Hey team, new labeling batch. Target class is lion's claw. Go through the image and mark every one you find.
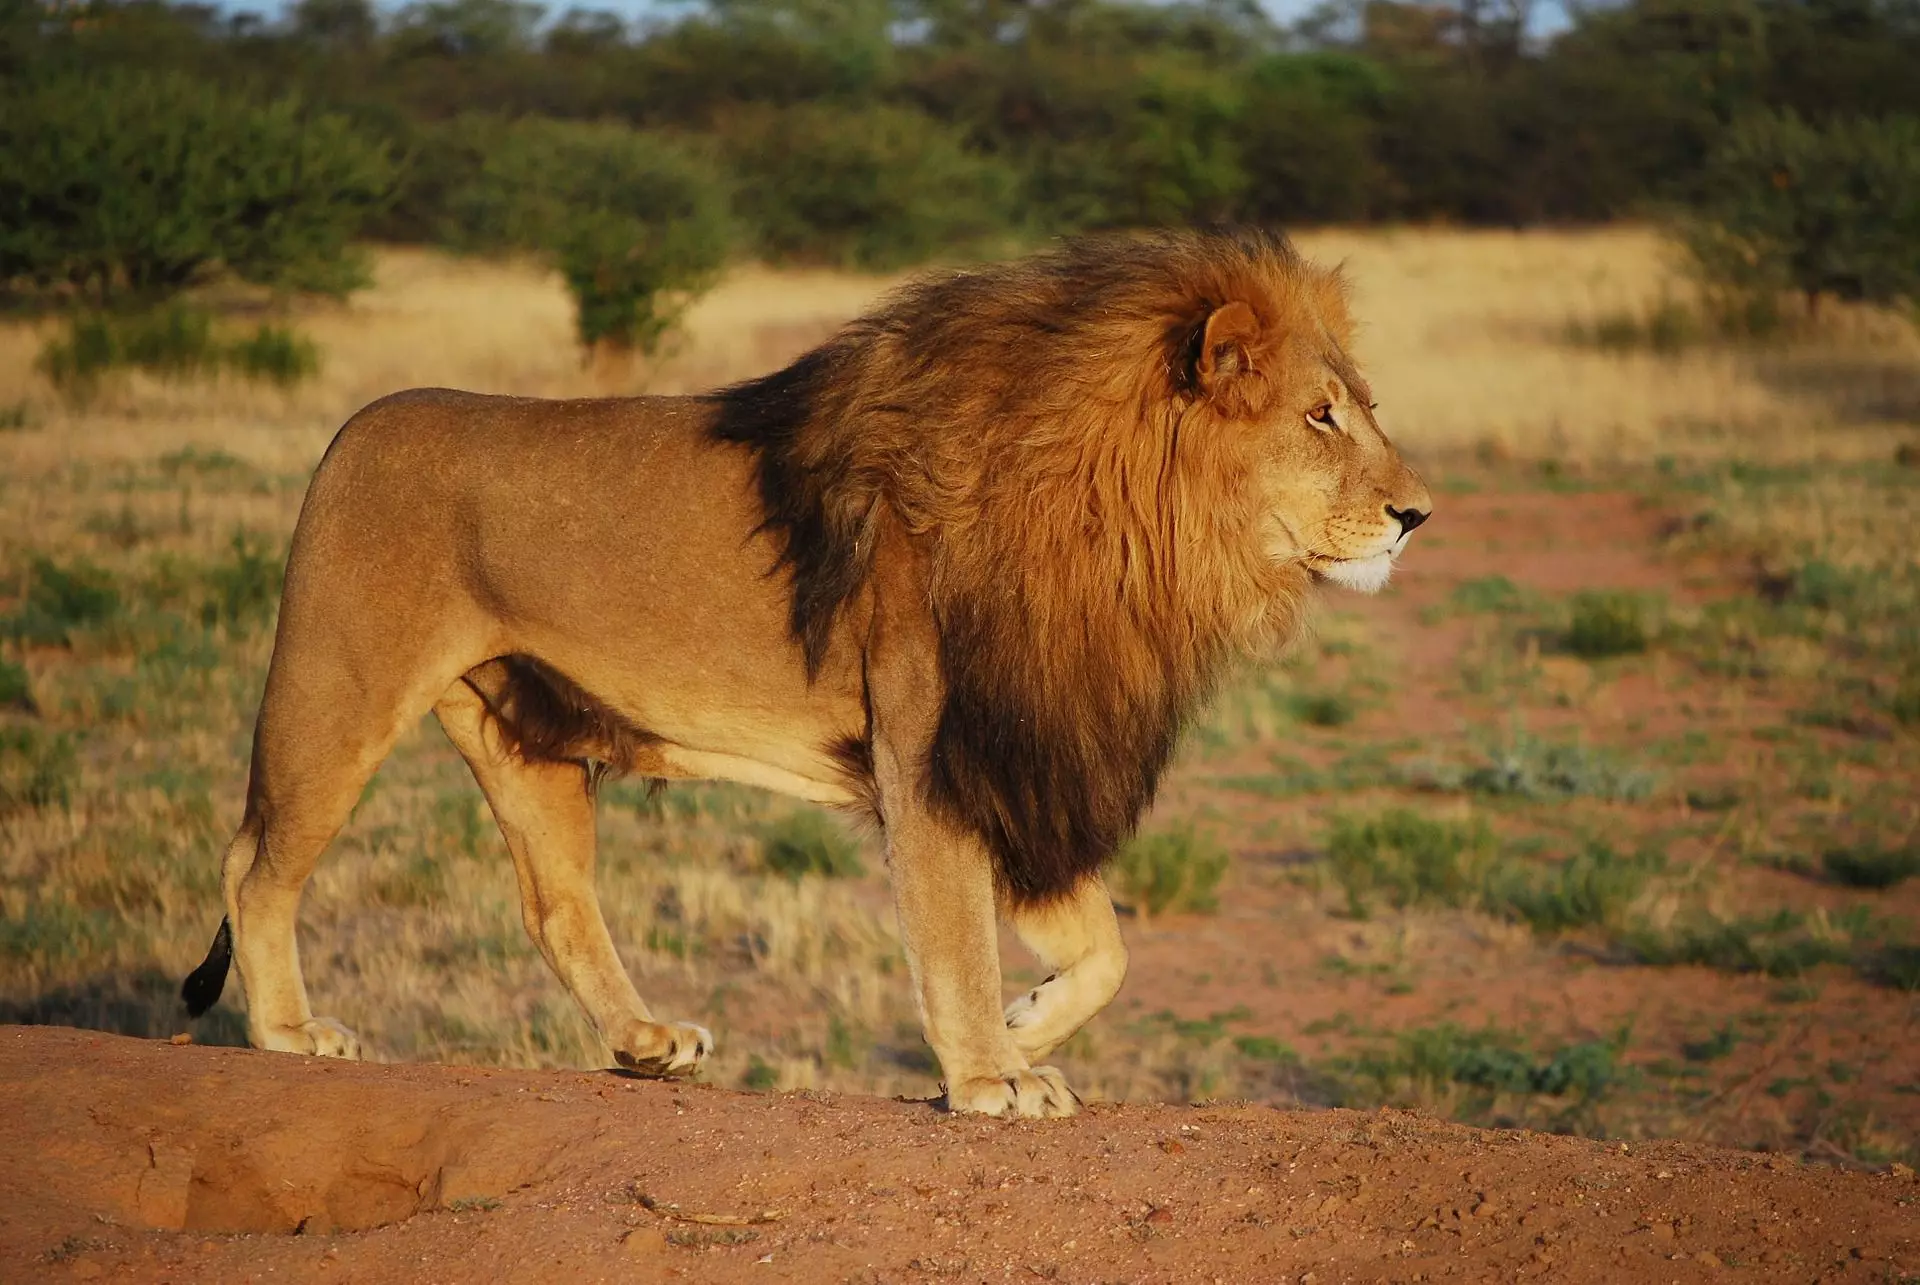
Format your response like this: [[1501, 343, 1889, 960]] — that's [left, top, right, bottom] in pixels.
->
[[944, 1066, 1080, 1118], [612, 1020, 713, 1078]]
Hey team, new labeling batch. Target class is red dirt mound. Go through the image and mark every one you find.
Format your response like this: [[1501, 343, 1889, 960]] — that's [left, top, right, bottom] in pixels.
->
[[1, 1027, 1913, 1283]]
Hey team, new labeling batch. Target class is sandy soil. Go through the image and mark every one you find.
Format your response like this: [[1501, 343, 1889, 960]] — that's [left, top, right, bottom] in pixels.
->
[[2, 1026, 1914, 1284]]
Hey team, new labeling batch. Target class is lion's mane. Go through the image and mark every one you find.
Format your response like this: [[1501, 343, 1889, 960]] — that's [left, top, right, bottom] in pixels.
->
[[712, 228, 1342, 903]]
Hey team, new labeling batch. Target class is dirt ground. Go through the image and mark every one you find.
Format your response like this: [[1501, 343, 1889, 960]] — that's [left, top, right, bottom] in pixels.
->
[[2, 1026, 1914, 1284]]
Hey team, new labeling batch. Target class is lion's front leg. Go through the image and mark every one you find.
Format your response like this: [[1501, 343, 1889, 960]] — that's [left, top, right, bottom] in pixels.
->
[[864, 513, 1079, 1119], [881, 807, 1080, 1119], [1002, 874, 1128, 1061]]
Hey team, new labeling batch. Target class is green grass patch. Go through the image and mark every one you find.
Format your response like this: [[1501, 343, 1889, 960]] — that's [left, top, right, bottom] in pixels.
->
[[0, 725, 78, 816], [1483, 841, 1660, 935], [1449, 574, 1533, 615], [0, 899, 114, 962], [1563, 591, 1651, 658], [1109, 825, 1229, 917], [757, 808, 865, 879], [1619, 906, 1870, 977], [1414, 730, 1658, 802], [1821, 843, 1919, 890], [4, 557, 122, 645], [1324, 809, 1494, 919], [0, 658, 30, 710], [1562, 297, 1702, 356], [1329, 1022, 1630, 1128], [1287, 690, 1356, 728], [38, 305, 319, 395]]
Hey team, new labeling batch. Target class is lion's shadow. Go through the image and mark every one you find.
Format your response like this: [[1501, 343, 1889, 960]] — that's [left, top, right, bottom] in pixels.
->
[[0, 966, 249, 1046]]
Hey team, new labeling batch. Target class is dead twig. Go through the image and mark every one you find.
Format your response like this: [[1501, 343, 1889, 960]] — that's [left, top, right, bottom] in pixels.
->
[[632, 1189, 786, 1226]]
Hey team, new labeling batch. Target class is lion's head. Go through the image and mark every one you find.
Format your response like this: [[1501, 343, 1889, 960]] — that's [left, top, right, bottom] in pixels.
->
[[715, 227, 1430, 902]]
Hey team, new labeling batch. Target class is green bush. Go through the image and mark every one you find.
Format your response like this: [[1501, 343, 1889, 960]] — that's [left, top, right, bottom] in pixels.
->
[[1680, 111, 1920, 319], [0, 725, 77, 817], [37, 307, 320, 394], [758, 809, 864, 879], [1453, 731, 1658, 802], [226, 324, 321, 386], [199, 532, 285, 630], [1483, 842, 1658, 934], [0, 657, 30, 710], [719, 103, 1019, 269], [4, 557, 121, 646], [1108, 825, 1229, 917], [1564, 591, 1649, 658], [1822, 844, 1919, 890], [1620, 907, 1859, 977], [1324, 809, 1493, 919], [0, 69, 395, 304], [442, 117, 732, 350]]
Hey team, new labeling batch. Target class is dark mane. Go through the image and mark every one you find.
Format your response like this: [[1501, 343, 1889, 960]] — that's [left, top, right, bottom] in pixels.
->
[[708, 228, 1332, 902]]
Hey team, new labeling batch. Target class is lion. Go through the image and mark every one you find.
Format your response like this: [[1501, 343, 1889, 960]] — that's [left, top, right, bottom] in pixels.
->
[[180, 227, 1431, 1118]]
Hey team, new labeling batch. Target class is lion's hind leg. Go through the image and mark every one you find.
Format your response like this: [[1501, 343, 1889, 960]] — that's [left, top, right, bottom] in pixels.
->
[[434, 676, 711, 1077], [1002, 875, 1128, 1062]]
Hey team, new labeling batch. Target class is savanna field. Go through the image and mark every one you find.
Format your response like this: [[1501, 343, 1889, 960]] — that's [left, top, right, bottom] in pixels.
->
[[4, 226, 1919, 1174]]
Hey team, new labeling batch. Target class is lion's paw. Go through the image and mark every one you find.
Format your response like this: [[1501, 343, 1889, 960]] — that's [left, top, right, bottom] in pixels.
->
[[260, 1017, 363, 1060], [1003, 985, 1053, 1053], [611, 1020, 713, 1078], [944, 1066, 1081, 1119]]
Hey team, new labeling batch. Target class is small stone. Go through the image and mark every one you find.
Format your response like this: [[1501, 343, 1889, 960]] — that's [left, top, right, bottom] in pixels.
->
[[621, 1228, 668, 1256], [1651, 1222, 1675, 1243], [168, 1033, 193, 1046], [1694, 1250, 1722, 1269], [1655, 1170, 1672, 1180], [1145, 1206, 1173, 1225], [1471, 1201, 1497, 1219]]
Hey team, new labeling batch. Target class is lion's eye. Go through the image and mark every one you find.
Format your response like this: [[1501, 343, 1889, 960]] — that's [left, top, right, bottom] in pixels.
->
[[1307, 403, 1336, 430]]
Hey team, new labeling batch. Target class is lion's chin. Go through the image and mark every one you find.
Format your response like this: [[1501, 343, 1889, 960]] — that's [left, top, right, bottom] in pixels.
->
[[1313, 552, 1396, 595]]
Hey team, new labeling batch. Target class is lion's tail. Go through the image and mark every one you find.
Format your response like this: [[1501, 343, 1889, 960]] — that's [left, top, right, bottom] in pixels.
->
[[180, 917, 233, 1018]]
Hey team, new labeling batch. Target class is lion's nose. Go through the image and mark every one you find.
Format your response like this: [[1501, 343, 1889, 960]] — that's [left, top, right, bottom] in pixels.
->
[[1386, 503, 1430, 536]]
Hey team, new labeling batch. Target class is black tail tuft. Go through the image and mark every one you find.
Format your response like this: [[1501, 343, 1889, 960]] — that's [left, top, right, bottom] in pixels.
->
[[181, 917, 233, 1018]]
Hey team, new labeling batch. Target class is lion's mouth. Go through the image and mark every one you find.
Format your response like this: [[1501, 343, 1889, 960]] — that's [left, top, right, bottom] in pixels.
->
[[1305, 551, 1396, 595]]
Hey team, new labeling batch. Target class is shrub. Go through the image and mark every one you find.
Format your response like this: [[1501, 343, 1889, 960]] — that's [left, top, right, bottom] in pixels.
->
[[1564, 591, 1649, 658], [1483, 842, 1658, 934], [442, 117, 732, 350], [199, 532, 284, 630], [1108, 825, 1229, 917], [1287, 690, 1355, 728], [1334, 1022, 1624, 1111], [0, 725, 77, 816], [1448, 575, 1530, 615], [0, 69, 394, 304], [226, 324, 320, 386], [719, 103, 1019, 269], [1453, 731, 1658, 802], [758, 809, 864, 879], [1680, 111, 1920, 319], [1324, 809, 1493, 919], [1822, 844, 1919, 890], [0, 657, 29, 710], [4, 557, 121, 645], [1562, 297, 1703, 355], [1620, 907, 1859, 977], [37, 307, 319, 394]]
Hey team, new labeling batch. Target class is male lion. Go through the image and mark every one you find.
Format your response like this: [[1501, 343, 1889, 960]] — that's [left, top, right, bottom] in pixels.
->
[[182, 228, 1430, 1118]]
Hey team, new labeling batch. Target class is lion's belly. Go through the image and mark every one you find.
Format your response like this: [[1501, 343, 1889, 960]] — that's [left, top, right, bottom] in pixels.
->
[[467, 430, 869, 799]]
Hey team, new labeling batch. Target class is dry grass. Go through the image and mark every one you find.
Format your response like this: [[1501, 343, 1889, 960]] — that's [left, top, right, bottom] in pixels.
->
[[2, 229, 1916, 1123]]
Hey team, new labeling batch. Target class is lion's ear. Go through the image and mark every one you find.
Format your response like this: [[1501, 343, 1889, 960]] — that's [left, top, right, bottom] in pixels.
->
[[1193, 301, 1262, 407]]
